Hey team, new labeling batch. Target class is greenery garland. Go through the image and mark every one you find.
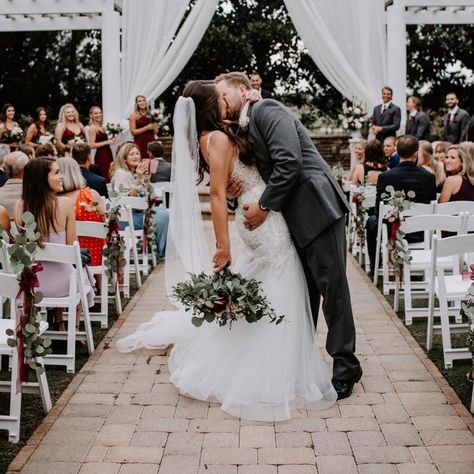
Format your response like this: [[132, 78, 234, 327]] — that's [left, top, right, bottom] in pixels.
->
[[136, 176, 158, 257], [0, 212, 52, 381], [352, 187, 369, 250], [460, 274, 474, 379], [102, 198, 126, 282]]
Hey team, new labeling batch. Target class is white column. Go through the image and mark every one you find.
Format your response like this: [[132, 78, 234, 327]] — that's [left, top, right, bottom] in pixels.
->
[[386, 0, 407, 134], [101, 10, 121, 122]]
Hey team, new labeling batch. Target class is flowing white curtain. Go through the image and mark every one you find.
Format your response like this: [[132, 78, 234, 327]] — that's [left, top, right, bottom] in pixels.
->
[[284, 0, 387, 111], [121, 0, 218, 117]]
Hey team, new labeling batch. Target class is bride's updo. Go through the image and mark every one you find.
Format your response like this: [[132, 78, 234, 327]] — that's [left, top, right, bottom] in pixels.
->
[[182, 80, 254, 182]]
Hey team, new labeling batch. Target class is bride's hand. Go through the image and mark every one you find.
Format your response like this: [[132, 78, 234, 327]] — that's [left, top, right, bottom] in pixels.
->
[[226, 178, 243, 200], [213, 246, 231, 272]]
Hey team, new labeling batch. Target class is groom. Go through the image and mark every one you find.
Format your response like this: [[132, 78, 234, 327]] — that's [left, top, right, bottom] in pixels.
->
[[215, 72, 362, 399]]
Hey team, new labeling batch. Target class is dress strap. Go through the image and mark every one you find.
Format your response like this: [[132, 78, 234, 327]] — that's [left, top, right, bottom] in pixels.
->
[[206, 131, 217, 151]]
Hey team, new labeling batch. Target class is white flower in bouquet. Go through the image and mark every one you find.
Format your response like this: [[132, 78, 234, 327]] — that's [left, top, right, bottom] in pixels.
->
[[147, 101, 171, 134], [70, 136, 84, 145], [105, 122, 124, 138], [38, 134, 53, 145], [239, 116, 250, 130], [10, 127, 23, 142], [340, 100, 368, 132]]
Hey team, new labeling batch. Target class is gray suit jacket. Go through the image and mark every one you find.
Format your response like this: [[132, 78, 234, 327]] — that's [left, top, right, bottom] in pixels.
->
[[247, 99, 350, 249], [443, 108, 470, 144], [405, 111, 430, 140], [150, 158, 172, 183], [372, 103, 401, 142], [0, 178, 22, 216]]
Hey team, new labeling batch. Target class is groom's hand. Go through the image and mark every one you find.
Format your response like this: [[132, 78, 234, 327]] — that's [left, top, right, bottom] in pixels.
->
[[243, 202, 269, 231]]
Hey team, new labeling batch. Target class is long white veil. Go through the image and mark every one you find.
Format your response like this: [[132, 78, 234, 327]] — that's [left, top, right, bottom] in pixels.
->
[[164, 97, 211, 298]]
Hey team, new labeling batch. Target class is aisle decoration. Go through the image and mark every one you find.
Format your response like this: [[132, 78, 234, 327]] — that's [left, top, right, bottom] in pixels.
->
[[331, 163, 345, 189], [105, 122, 125, 138], [172, 267, 284, 328], [339, 101, 368, 136], [102, 197, 126, 283], [137, 177, 158, 257], [460, 273, 474, 382], [147, 102, 171, 135], [0, 212, 52, 391], [351, 182, 370, 258]]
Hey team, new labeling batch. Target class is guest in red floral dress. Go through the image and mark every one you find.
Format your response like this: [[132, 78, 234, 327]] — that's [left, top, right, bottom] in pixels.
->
[[129, 95, 157, 158]]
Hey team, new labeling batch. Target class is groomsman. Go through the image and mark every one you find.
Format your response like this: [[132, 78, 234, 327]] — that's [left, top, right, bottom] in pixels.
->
[[250, 71, 272, 99], [371, 87, 401, 143], [405, 96, 430, 141], [442, 92, 470, 144]]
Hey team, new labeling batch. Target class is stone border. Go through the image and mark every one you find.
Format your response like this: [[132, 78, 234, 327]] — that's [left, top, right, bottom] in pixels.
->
[[6, 268, 160, 473], [349, 256, 474, 433]]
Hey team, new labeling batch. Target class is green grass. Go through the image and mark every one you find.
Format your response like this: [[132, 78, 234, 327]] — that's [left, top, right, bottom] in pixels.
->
[[0, 279, 143, 473]]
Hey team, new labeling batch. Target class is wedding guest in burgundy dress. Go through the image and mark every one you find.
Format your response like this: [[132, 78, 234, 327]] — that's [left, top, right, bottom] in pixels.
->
[[25, 107, 52, 147], [88, 106, 116, 182], [129, 95, 158, 158], [0, 103, 21, 151], [54, 103, 87, 156], [439, 145, 474, 202]]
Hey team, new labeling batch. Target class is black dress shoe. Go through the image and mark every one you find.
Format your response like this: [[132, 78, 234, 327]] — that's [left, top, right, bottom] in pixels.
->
[[333, 368, 363, 400]]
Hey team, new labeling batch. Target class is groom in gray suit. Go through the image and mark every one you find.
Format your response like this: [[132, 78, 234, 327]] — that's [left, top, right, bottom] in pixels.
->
[[216, 72, 362, 399]]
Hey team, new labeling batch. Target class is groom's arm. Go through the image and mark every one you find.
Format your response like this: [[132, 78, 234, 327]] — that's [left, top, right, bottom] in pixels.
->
[[253, 101, 302, 212]]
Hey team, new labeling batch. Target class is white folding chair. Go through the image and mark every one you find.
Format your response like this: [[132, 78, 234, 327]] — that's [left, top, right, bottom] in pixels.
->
[[401, 214, 466, 325], [427, 235, 474, 368], [76, 221, 122, 327], [0, 272, 52, 443], [35, 241, 95, 373], [434, 200, 474, 216]]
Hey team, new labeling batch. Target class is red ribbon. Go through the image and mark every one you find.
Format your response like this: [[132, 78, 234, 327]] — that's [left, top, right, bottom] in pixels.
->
[[15, 262, 43, 393], [462, 264, 474, 281]]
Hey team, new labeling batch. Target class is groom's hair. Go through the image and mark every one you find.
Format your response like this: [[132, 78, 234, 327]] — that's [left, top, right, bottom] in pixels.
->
[[215, 72, 252, 90]]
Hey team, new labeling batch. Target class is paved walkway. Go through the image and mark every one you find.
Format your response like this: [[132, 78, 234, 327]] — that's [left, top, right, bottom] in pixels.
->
[[7, 250, 474, 473]]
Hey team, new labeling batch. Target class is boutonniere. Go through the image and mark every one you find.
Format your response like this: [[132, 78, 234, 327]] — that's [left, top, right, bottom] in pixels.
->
[[239, 116, 250, 131]]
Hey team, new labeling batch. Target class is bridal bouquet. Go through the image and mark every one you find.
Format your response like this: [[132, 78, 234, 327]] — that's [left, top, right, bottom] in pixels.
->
[[105, 122, 124, 138], [2, 126, 23, 143], [172, 267, 284, 328], [339, 101, 368, 132]]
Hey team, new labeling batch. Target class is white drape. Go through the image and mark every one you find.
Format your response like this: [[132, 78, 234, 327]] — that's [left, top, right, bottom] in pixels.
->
[[283, 0, 387, 111], [121, 0, 219, 117]]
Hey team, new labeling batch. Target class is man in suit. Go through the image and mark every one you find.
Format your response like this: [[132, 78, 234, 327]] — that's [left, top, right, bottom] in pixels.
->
[[371, 87, 402, 143], [0, 151, 29, 216], [72, 143, 108, 198], [365, 135, 437, 274], [383, 136, 399, 169], [443, 92, 470, 144], [216, 72, 362, 400], [0, 144, 10, 187], [405, 96, 430, 140], [250, 71, 272, 99], [148, 141, 172, 183]]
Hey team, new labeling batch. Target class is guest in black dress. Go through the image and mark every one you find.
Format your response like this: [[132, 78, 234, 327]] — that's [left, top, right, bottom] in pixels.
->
[[351, 139, 387, 185], [439, 145, 474, 202]]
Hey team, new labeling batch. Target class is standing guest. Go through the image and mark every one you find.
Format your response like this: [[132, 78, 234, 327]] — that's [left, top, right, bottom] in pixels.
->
[[57, 156, 106, 266], [348, 140, 367, 182], [72, 143, 108, 198], [36, 142, 58, 159], [54, 103, 87, 155], [439, 145, 474, 202], [443, 145, 464, 177], [351, 140, 387, 185], [442, 92, 470, 144], [111, 142, 169, 258], [249, 71, 272, 99], [18, 143, 35, 160], [25, 107, 52, 146], [14, 157, 94, 330], [0, 143, 10, 187], [148, 141, 172, 183], [129, 96, 157, 159], [0, 152, 29, 216], [0, 205, 10, 232], [466, 116, 474, 142], [434, 141, 452, 164], [371, 87, 401, 143], [418, 140, 445, 189], [0, 103, 21, 151], [405, 96, 430, 140], [88, 106, 116, 181], [383, 136, 399, 169]]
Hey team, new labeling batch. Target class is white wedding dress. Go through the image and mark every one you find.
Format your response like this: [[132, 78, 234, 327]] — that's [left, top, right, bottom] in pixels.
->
[[117, 142, 337, 421]]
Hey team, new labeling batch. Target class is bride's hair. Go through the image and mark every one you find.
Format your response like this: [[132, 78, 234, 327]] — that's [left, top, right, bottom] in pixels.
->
[[182, 80, 254, 183]]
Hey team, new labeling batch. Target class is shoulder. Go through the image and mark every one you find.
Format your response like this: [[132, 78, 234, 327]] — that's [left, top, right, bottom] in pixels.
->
[[27, 123, 36, 131], [444, 175, 462, 187], [201, 130, 232, 151], [391, 104, 401, 113], [89, 188, 102, 201], [57, 195, 74, 208], [55, 122, 65, 131]]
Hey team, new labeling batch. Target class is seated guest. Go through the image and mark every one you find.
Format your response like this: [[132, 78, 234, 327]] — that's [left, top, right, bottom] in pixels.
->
[[418, 140, 445, 189], [111, 142, 169, 258], [351, 139, 387, 185], [366, 135, 437, 274], [36, 142, 58, 158], [434, 141, 452, 164], [405, 96, 430, 140], [72, 143, 108, 198], [0, 151, 29, 216], [439, 145, 473, 202], [18, 143, 35, 160], [443, 144, 464, 177], [14, 157, 94, 330], [0, 143, 10, 187], [148, 141, 172, 183], [383, 136, 399, 169], [0, 204, 10, 232], [57, 156, 106, 267], [460, 141, 474, 162], [348, 140, 367, 182]]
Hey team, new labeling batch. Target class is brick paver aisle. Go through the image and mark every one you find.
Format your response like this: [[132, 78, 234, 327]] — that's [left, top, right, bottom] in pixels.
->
[[9, 252, 474, 473]]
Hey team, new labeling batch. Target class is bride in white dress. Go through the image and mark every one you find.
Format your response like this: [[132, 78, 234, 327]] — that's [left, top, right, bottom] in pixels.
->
[[117, 82, 337, 421]]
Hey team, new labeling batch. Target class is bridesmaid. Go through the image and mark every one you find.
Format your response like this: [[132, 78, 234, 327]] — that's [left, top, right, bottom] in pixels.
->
[[54, 103, 87, 155], [129, 95, 157, 158], [88, 106, 115, 182], [25, 107, 52, 147], [0, 103, 21, 151]]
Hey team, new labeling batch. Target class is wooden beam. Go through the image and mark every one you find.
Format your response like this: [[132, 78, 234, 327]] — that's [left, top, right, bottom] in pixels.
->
[[0, 0, 115, 15], [405, 8, 474, 24], [0, 14, 102, 31], [402, 0, 474, 6]]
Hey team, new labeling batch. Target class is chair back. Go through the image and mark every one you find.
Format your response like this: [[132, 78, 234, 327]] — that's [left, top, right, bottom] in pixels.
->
[[400, 214, 465, 235], [0, 271, 20, 299], [434, 200, 474, 216], [35, 241, 81, 266], [462, 214, 474, 233], [120, 196, 148, 211], [76, 221, 108, 240], [433, 234, 474, 259]]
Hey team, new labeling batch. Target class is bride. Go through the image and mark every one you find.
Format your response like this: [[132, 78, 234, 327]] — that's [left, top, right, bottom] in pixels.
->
[[117, 80, 337, 421]]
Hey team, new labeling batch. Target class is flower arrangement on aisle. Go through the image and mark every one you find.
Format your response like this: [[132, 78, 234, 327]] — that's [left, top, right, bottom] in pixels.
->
[[102, 197, 126, 283], [351, 183, 370, 254], [1, 126, 23, 144], [0, 212, 52, 390], [460, 270, 474, 382], [137, 176, 159, 257], [172, 267, 285, 328], [105, 122, 125, 138], [147, 102, 171, 135], [339, 101, 369, 136]]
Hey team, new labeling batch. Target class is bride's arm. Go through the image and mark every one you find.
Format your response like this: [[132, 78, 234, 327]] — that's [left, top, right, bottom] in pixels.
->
[[202, 132, 234, 272]]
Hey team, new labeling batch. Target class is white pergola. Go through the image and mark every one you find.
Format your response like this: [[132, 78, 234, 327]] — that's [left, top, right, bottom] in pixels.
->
[[0, 0, 122, 121], [386, 0, 474, 116]]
